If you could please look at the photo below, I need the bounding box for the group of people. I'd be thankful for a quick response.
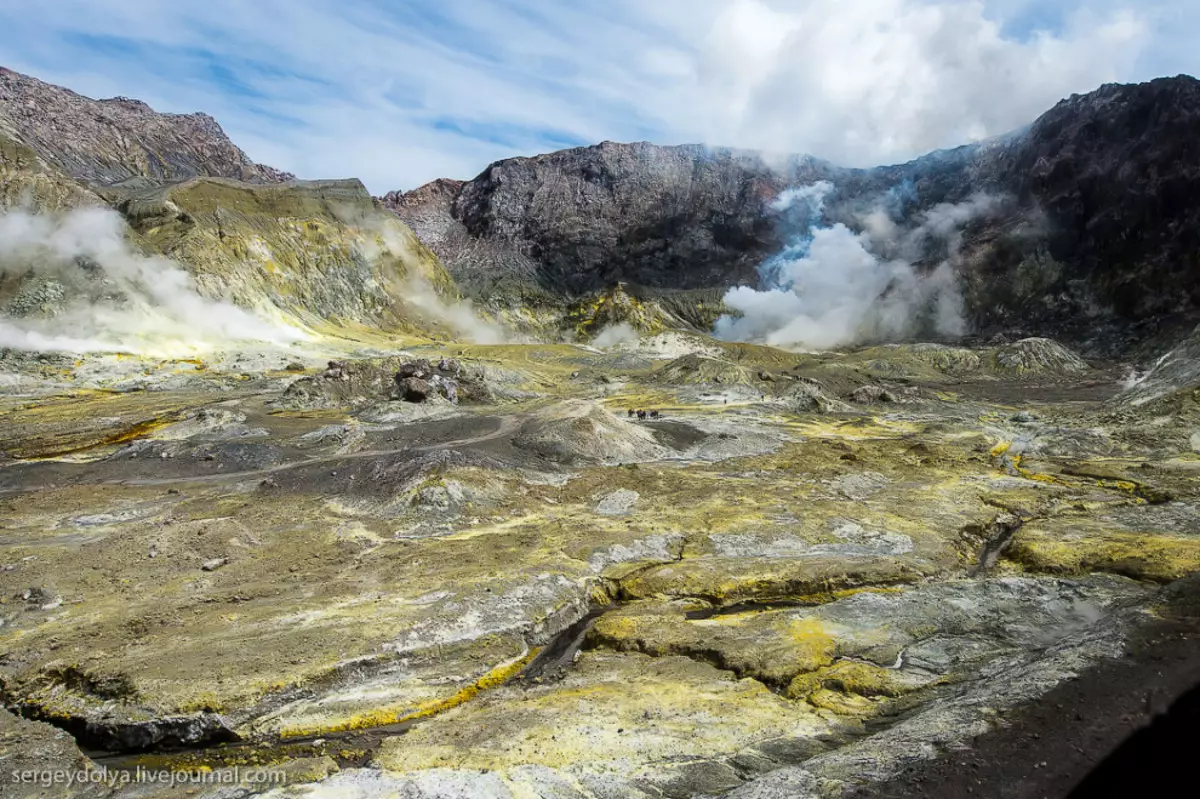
[628,409,661,420]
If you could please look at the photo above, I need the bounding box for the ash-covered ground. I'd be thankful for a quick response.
[1,330,1199,799]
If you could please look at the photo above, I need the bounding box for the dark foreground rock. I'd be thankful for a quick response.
[854,575,1200,799]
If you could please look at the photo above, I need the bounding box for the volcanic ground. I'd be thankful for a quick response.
[1,331,1198,799]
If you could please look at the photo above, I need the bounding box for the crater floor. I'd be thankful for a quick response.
[1,335,1198,798]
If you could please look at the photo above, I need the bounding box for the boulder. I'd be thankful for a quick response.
[396,361,433,380]
[787,380,852,414]
[394,361,461,405]
[430,374,459,405]
[323,360,350,380]
[397,376,432,403]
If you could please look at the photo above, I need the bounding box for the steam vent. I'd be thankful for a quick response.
[2,33,1200,799]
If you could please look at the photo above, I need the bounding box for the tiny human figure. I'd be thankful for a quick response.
[628,409,636,418]
[637,410,647,420]
[650,410,660,419]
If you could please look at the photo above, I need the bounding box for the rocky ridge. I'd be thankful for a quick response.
[0,66,293,186]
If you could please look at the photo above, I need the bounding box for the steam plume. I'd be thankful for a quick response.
[591,322,640,348]
[715,183,1001,349]
[399,273,509,345]
[0,207,304,355]
[349,211,511,345]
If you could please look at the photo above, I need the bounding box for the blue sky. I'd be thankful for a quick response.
[0,0,1195,193]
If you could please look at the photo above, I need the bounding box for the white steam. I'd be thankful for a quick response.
[400,275,509,345]
[352,215,510,345]
[591,322,640,348]
[715,183,1001,350]
[0,207,305,355]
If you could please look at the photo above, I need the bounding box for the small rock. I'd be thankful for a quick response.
[322,360,350,380]
[1190,431,1200,454]
[285,362,307,373]
[430,374,459,404]
[595,489,640,516]
[202,558,229,572]
[851,385,897,404]
[396,361,432,380]
[21,587,57,608]
[1011,411,1038,423]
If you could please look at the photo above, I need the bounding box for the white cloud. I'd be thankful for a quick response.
[0,0,1192,192]
[687,0,1150,166]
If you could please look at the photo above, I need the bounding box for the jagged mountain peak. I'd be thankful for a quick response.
[0,66,293,187]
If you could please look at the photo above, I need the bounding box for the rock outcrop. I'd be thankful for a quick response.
[0,131,105,212]
[111,176,455,334]
[513,399,670,465]
[385,142,827,298]
[1117,324,1200,408]
[0,66,293,186]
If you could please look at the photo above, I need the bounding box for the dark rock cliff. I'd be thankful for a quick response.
[388,76,1200,350]
[1006,77,1200,326]
[385,143,841,297]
